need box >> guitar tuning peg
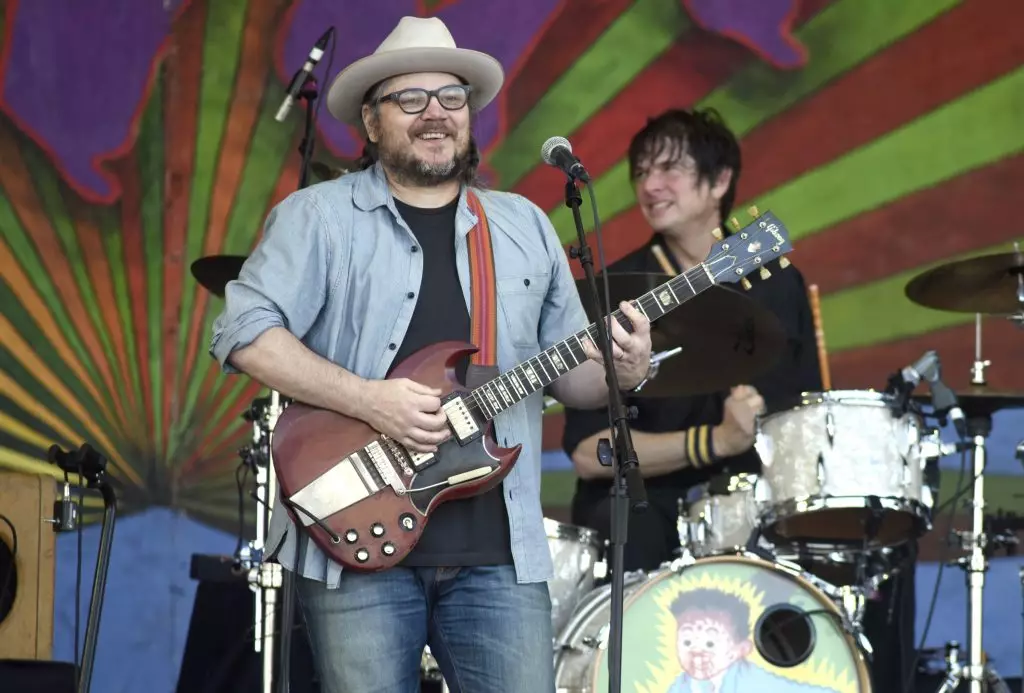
[759,266,772,280]
[778,257,791,269]
[711,227,723,240]
[729,217,740,231]
[747,205,760,218]
[740,277,752,290]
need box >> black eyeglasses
[377,84,473,115]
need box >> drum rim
[544,518,603,547]
[575,553,873,692]
[762,389,897,418]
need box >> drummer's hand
[582,301,652,391]
[712,385,765,458]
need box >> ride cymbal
[574,273,786,397]
[190,255,247,297]
[905,252,1024,314]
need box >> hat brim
[326,47,505,127]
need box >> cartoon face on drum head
[585,556,870,693]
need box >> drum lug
[825,410,836,447]
[816,454,827,486]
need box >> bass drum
[553,554,871,693]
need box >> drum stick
[807,284,832,390]
[650,244,677,276]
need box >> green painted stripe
[94,205,146,428]
[137,70,166,455]
[0,186,111,416]
[173,0,247,405]
[488,0,688,187]
[171,75,299,458]
[0,277,113,430]
[19,141,128,442]
[758,67,1024,243]
[821,239,1020,352]
[547,0,962,239]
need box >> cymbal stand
[239,392,286,693]
[936,314,992,693]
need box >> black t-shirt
[562,233,823,515]
[388,195,513,567]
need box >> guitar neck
[467,262,716,421]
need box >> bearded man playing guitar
[209,16,652,693]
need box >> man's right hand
[711,385,765,459]
[361,378,451,453]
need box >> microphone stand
[565,177,646,693]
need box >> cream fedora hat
[326,16,505,127]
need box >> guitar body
[271,341,521,572]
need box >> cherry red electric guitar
[270,209,793,571]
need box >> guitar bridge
[443,394,481,445]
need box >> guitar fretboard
[465,262,716,421]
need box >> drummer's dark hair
[627,108,741,227]
[355,77,483,187]
[669,588,751,640]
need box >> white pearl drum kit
[191,244,1024,693]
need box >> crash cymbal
[575,273,787,397]
[905,251,1024,314]
[913,385,1024,417]
[190,255,246,297]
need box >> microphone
[275,27,334,123]
[885,350,937,411]
[541,136,590,182]
[892,350,968,440]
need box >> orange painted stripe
[111,154,156,442]
[467,191,499,365]
[0,312,140,485]
[67,199,140,433]
[0,234,113,429]
[179,378,261,477]
[180,0,284,405]
[0,127,122,427]
[162,0,206,445]
[789,154,1024,294]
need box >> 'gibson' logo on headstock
[759,221,784,246]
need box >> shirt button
[410,245,419,253]
[406,292,415,299]
[388,343,397,350]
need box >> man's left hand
[582,300,652,390]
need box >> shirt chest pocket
[497,273,549,349]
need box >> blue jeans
[295,565,555,693]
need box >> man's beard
[378,127,475,187]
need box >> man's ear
[361,105,378,143]
[736,639,753,659]
[711,167,733,201]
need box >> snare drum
[680,473,770,557]
[756,390,930,550]
[545,518,604,636]
[553,553,871,692]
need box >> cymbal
[905,252,1024,314]
[913,385,1024,417]
[574,273,787,397]
[190,255,246,297]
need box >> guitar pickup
[442,394,482,445]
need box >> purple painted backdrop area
[278,0,563,157]
[0,0,185,202]
[683,0,808,68]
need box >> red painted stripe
[112,154,156,439]
[468,191,499,365]
[736,0,1024,205]
[501,0,635,131]
[512,0,834,211]
[789,154,1024,294]
[179,379,261,477]
[162,0,205,438]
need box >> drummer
[560,106,822,572]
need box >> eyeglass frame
[375,84,474,115]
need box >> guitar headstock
[704,207,793,289]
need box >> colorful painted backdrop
[0,0,1022,688]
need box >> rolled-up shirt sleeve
[209,190,332,373]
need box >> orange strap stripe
[465,190,498,366]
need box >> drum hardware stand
[565,173,647,693]
[630,346,682,393]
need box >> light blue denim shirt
[209,162,589,587]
